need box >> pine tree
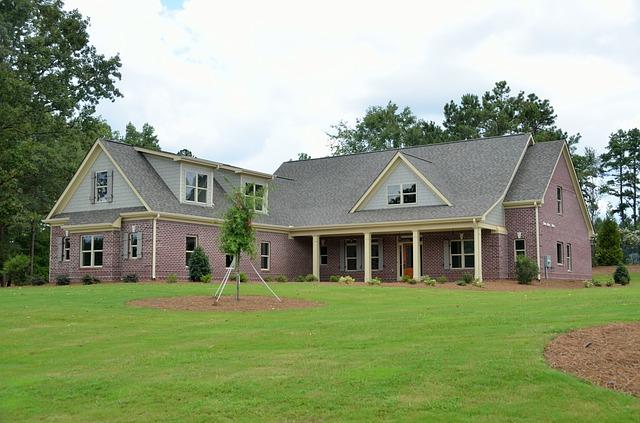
[595,219,623,265]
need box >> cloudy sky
[66,0,640,173]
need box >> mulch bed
[355,279,594,291]
[128,295,322,312]
[544,323,640,397]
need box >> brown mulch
[354,279,594,291]
[128,295,321,312]
[593,265,640,275]
[544,323,640,397]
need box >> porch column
[364,232,372,282]
[312,235,320,280]
[412,229,421,280]
[474,226,483,281]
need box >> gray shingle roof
[505,140,564,203]
[56,134,558,227]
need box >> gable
[357,157,448,211]
[145,154,181,200]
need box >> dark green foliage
[176,149,193,157]
[220,191,257,260]
[462,272,473,284]
[515,255,539,284]
[613,264,630,285]
[304,274,318,282]
[30,276,46,286]
[123,274,139,283]
[188,246,211,282]
[595,219,623,265]
[329,275,340,282]
[82,274,94,285]
[2,254,30,286]
[295,275,305,282]
[166,273,178,284]
[436,276,448,284]
[456,280,466,286]
[55,275,70,285]
[297,153,311,160]
[275,275,288,282]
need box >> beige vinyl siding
[145,154,181,199]
[485,203,505,226]
[361,161,445,210]
[63,151,143,212]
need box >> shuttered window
[63,237,71,261]
[129,232,142,259]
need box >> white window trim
[260,241,270,271]
[244,182,268,214]
[514,238,526,262]
[556,186,563,215]
[371,239,382,271]
[129,232,141,260]
[345,240,358,272]
[320,245,328,266]
[80,235,103,268]
[450,239,474,269]
[566,243,573,272]
[185,236,198,267]
[387,183,417,206]
[95,169,109,203]
[184,170,209,205]
[225,254,236,269]
[63,237,71,262]
[556,241,564,266]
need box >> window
[556,186,563,215]
[450,239,474,269]
[387,183,417,205]
[63,237,70,261]
[320,245,328,265]
[567,243,573,271]
[260,242,270,270]
[245,182,266,212]
[129,232,141,259]
[345,240,358,271]
[185,171,208,203]
[81,235,103,267]
[225,254,235,268]
[514,239,526,260]
[186,236,197,266]
[556,242,564,265]
[95,170,109,203]
[371,240,381,270]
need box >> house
[44,133,594,283]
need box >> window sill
[80,266,103,269]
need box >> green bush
[275,274,288,282]
[82,274,94,285]
[188,246,211,282]
[304,274,318,282]
[595,218,623,266]
[338,275,355,284]
[56,275,70,285]
[584,280,594,288]
[232,272,248,283]
[436,276,447,284]
[421,276,436,286]
[2,254,30,286]
[30,276,46,286]
[456,280,466,286]
[515,255,539,285]
[401,274,413,283]
[329,275,340,282]
[367,277,381,286]
[294,275,305,282]
[593,280,602,287]
[407,278,417,285]
[605,279,614,287]
[166,273,178,283]
[123,273,139,283]
[201,274,212,283]
[613,264,630,285]
[462,272,473,284]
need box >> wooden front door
[401,243,413,278]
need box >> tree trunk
[0,223,5,287]
[236,254,240,301]
[29,219,36,277]
[620,164,625,224]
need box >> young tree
[219,189,257,300]
[595,218,623,266]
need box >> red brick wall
[504,207,538,278]
[538,153,592,280]
[319,235,397,281]
[121,220,154,278]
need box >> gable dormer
[351,152,451,212]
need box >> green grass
[1,275,640,422]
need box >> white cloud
[66,0,640,172]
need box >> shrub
[472,279,484,288]
[584,280,594,288]
[421,276,436,286]
[2,254,30,286]
[613,264,630,285]
[401,274,413,283]
[436,276,447,284]
[30,276,46,286]
[188,246,211,282]
[201,274,213,283]
[367,277,381,286]
[595,218,623,266]
[56,275,70,286]
[605,279,614,287]
[515,255,539,285]
[166,273,178,283]
[462,272,473,284]
[456,280,466,286]
[232,272,249,283]
[275,274,288,282]
[593,280,602,287]
[295,275,305,282]
[123,273,139,283]
[329,275,340,282]
[339,275,355,284]
[82,274,94,285]
[304,274,318,282]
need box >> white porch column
[364,232,372,282]
[474,226,483,281]
[412,229,421,280]
[312,235,320,280]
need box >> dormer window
[245,182,267,212]
[185,171,208,204]
[387,183,416,205]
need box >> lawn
[1,274,640,422]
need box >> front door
[401,244,413,278]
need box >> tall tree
[297,152,311,160]
[600,130,630,225]
[121,122,160,150]
[594,218,623,265]
[623,128,640,227]
[177,148,193,157]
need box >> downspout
[534,201,541,280]
[152,213,159,280]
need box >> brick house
[44,134,594,283]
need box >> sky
[66,0,640,173]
